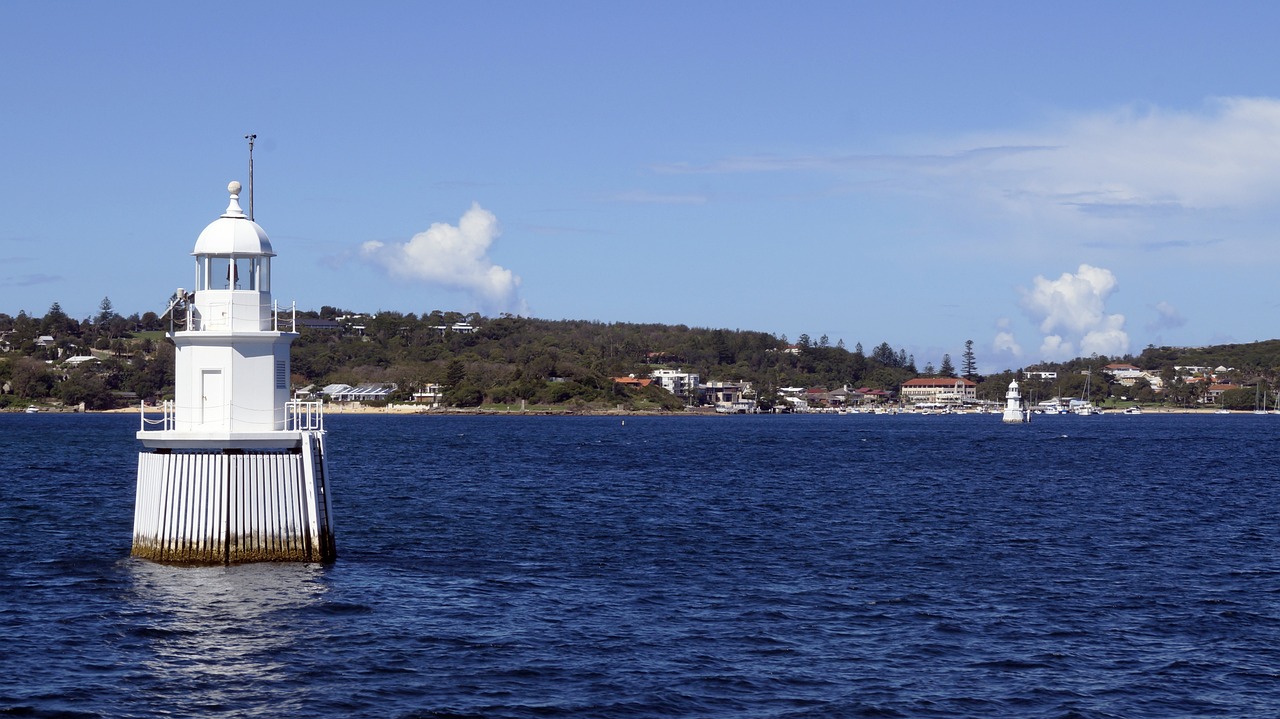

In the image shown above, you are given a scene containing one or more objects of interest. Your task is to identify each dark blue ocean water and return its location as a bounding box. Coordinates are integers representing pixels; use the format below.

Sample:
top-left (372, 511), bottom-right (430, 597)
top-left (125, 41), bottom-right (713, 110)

top-left (2, 412), bottom-right (1279, 718)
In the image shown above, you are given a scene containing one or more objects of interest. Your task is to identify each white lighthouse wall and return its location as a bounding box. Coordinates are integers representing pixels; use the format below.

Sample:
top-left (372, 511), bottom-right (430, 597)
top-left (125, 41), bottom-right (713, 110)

top-left (173, 335), bottom-right (293, 432)
top-left (193, 289), bottom-right (272, 332)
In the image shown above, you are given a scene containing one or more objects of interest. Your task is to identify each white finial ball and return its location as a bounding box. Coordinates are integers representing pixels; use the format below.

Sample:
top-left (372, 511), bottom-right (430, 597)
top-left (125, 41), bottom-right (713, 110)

top-left (228, 181), bottom-right (242, 195)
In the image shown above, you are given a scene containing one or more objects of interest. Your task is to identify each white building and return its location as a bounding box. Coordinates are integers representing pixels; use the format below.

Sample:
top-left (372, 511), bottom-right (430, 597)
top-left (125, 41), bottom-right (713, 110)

top-left (702, 380), bottom-right (756, 413)
top-left (900, 377), bottom-right (978, 405)
top-left (408, 384), bottom-right (442, 407)
top-left (651, 368), bottom-right (700, 401)
top-left (134, 181), bottom-right (335, 564)
top-left (1103, 363), bottom-right (1163, 390)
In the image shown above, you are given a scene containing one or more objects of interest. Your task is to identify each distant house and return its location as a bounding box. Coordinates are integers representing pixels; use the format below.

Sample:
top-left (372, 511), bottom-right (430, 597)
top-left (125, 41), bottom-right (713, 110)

top-left (804, 387), bottom-right (831, 408)
top-left (651, 369), bottom-right (700, 401)
top-left (298, 318), bottom-right (342, 331)
top-left (613, 376), bottom-right (654, 388)
top-left (701, 380), bottom-right (754, 410)
top-left (1103, 363), bottom-right (1162, 390)
top-left (412, 383), bottom-right (444, 407)
top-left (1202, 383), bottom-right (1238, 404)
top-left (322, 383), bottom-right (398, 402)
top-left (900, 377), bottom-right (977, 405)
top-left (855, 387), bottom-right (893, 403)
top-left (432, 323), bottom-right (477, 335)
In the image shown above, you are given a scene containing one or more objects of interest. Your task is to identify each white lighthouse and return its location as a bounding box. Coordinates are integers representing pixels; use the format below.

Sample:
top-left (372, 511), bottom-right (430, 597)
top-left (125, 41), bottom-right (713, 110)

top-left (133, 182), bottom-right (335, 563)
top-left (1002, 378), bottom-right (1029, 424)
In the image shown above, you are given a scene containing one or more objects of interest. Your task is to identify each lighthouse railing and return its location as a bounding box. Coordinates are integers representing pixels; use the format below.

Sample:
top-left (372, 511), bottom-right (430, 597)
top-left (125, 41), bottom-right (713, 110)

top-left (139, 400), bottom-right (176, 432)
top-left (273, 301), bottom-right (297, 332)
top-left (287, 400), bottom-right (324, 432)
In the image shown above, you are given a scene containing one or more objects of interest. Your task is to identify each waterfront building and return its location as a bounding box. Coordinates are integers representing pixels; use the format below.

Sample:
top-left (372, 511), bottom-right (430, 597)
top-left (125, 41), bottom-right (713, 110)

top-left (900, 377), bottom-right (978, 405)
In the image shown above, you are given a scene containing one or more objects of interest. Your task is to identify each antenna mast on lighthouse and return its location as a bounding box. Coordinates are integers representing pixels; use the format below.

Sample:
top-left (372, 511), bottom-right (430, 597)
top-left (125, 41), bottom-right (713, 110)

top-left (244, 133), bottom-right (257, 220)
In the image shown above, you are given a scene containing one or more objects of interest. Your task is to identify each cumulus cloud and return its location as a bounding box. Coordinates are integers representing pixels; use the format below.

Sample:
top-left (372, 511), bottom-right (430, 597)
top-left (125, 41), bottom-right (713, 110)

top-left (993, 330), bottom-right (1022, 358)
top-left (1020, 264), bottom-right (1130, 360)
top-left (986, 318), bottom-right (1024, 372)
top-left (360, 203), bottom-right (523, 313)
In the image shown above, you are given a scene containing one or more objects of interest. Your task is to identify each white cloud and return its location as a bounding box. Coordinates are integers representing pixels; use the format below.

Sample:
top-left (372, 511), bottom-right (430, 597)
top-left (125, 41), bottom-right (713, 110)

top-left (1020, 264), bottom-right (1130, 360)
top-left (993, 330), bottom-right (1022, 357)
top-left (1039, 335), bottom-right (1073, 360)
top-left (360, 203), bottom-right (523, 313)
top-left (1081, 314), bottom-right (1129, 356)
top-left (667, 96), bottom-right (1280, 222)
top-left (1147, 300), bottom-right (1187, 331)
top-left (955, 97), bottom-right (1280, 217)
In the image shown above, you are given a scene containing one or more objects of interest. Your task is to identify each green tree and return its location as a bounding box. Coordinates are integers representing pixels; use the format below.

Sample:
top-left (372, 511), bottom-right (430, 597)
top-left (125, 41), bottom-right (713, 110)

top-left (961, 340), bottom-right (977, 380)
top-left (10, 357), bottom-right (53, 399)
top-left (939, 354), bottom-right (956, 377)
top-left (1131, 377), bottom-right (1157, 404)
top-left (41, 302), bottom-right (77, 336)
top-left (446, 383), bottom-right (484, 407)
top-left (58, 369), bottom-right (114, 410)
top-left (97, 297), bottom-right (116, 325)
top-left (445, 359), bottom-right (466, 388)
top-left (1220, 387), bottom-right (1254, 411)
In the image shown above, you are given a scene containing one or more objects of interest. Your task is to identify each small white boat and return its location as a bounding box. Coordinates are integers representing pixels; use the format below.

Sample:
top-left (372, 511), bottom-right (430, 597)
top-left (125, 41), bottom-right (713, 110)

top-left (24, 406), bottom-right (38, 414)
top-left (1123, 406), bottom-right (1142, 415)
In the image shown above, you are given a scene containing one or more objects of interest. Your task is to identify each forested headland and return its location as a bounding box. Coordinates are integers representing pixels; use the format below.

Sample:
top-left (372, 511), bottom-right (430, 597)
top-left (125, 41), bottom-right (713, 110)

top-left (2, 299), bottom-right (1279, 411)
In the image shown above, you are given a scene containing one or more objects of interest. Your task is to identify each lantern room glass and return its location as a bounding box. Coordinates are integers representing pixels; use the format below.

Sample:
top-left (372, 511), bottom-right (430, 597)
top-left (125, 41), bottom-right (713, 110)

top-left (195, 256), bottom-right (271, 292)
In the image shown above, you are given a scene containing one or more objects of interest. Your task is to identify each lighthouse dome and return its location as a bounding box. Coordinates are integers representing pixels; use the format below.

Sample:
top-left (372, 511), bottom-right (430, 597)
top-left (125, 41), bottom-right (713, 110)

top-left (192, 181), bottom-right (275, 256)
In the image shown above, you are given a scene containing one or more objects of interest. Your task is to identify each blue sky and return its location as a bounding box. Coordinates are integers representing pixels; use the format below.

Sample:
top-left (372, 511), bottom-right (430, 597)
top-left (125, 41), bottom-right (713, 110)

top-left (4, 2), bottom-right (1280, 372)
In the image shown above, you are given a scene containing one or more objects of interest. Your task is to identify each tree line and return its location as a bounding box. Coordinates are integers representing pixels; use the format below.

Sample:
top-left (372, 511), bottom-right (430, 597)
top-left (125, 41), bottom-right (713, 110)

top-left (2, 300), bottom-right (1279, 410)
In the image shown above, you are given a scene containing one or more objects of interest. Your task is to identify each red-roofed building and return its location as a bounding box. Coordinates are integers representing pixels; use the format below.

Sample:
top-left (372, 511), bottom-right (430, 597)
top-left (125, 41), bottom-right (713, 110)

top-left (900, 377), bottom-right (977, 405)
top-left (1203, 383), bottom-right (1238, 404)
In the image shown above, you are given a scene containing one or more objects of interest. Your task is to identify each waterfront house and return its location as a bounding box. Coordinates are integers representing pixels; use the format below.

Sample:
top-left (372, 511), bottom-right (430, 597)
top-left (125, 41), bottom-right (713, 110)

top-left (900, 377), bottom-right (978, 405)
top-left (651, 369), bottom-right (700, 402)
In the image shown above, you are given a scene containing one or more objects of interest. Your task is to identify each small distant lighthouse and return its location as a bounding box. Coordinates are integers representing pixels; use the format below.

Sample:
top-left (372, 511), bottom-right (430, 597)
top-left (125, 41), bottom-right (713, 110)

top-left (1002, 378), bottom-right (1028, 424)
top-left (133, 182), bottom-right (335, 563)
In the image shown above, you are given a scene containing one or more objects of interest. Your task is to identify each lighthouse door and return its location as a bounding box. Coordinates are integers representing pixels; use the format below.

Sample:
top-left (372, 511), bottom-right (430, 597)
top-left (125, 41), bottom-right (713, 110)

top-left (200, 369), bottom-right (225, 428)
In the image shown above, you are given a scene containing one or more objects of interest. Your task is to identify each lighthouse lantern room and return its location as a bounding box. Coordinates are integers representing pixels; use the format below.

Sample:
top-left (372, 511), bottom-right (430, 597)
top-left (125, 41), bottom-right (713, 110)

top-left (133, 181), bottom-right (335, 563)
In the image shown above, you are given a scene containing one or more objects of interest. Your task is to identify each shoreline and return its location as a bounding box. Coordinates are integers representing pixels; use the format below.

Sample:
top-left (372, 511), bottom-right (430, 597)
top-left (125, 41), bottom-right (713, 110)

top-left (6, 404), bottom-right (1241, 416)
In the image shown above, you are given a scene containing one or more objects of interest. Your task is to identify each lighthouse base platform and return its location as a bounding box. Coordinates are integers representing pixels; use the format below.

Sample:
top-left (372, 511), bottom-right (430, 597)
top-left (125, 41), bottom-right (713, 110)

top-left (132, 431), bottom-right (335, 564)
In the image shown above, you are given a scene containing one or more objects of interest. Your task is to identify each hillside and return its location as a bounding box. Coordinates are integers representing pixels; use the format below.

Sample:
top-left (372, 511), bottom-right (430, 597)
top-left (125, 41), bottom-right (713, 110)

top-left (2, 301), bottom-right (1277, 411)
